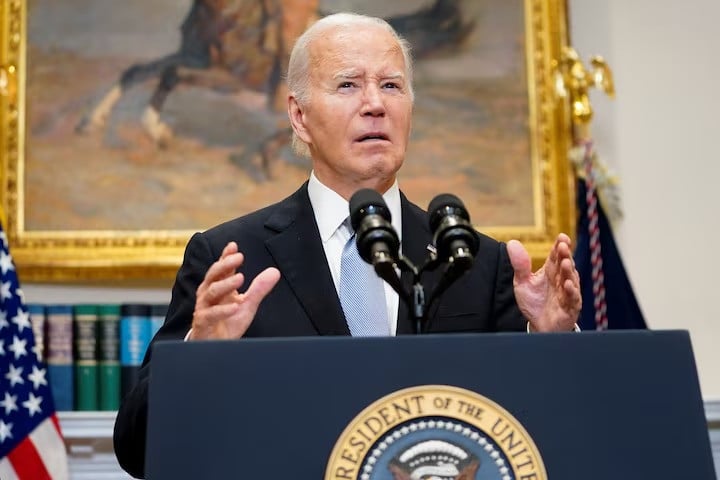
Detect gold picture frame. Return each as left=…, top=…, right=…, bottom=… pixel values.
left=1, top=0, right=574, bottom=282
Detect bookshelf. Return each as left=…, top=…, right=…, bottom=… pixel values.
left=58, top=403, right=720, bottom=479
left=59, top=411, right=133, bottom=480
left=708, top=401, right=720, bottom=476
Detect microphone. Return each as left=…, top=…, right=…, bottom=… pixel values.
left=428, top=194, right=479, bottom=270
left=349, top=189, right=400, bottom=266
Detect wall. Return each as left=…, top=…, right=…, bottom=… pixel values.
left=568, top=0, right=720, bottom=399
left=22, top=0, right=720, bottom=399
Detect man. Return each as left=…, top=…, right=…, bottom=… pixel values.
left=113, top=12, right=580, bottom=478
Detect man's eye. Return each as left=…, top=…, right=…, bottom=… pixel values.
left=339, top=82, right=355, bottom=88
left=383, top=82, right=400, bottom=89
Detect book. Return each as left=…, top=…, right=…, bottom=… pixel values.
left=120, top=303, right=152, bottom=399
left=26, top=303, right=46, bottom=362
left=98, top=303, right=121, bottom=411
left=73, top=304, right=99, bottom=411
left=46, top=304, right=74, bottom=411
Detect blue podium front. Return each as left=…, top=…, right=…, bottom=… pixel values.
left=146, top=330, right=716, bottom=479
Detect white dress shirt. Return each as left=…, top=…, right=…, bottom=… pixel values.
left=307, top=172, right=401, bottom=336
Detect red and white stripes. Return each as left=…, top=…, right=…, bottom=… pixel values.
left=582, top=140, right=608, bottom=330
left=0, top=415, right=68, bottom=480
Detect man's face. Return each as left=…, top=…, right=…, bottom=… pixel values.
left=289, top=24, right=413, bottom=199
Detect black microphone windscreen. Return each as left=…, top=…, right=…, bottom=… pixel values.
left=428, top=193, right=465, bottom=215
left=428, top=193, right=470, bottom=232
left=349, top=189, right=391, bottom=230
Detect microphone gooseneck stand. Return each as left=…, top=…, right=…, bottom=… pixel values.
left=371, top=253, right=426, bottom=334
left=350, top=189, right=479, bottom=334
left=373, top=250, right=472, bottom=335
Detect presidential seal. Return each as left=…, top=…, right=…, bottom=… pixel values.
left=325, top=385, right=546, bottom=480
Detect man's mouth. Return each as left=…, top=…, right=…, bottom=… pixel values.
left=356, top=132, right=389, bottom=142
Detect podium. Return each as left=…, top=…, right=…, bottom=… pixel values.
left=145, top=330, right=716, bottom=479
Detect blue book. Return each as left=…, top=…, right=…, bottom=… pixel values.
left=45, top=304, right=74, bottom=411
left=120, top=304, right=152, bottom=399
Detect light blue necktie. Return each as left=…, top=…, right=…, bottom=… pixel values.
left=338, top=220, right=389, bottom=336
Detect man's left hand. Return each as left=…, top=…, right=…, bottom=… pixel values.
left=507, top=233, right=581, bottom=332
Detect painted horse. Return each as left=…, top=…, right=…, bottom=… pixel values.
left=76, top=0, right=474, bottom=180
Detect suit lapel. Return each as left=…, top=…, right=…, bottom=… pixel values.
left=264, top=184, right=350, bottom=336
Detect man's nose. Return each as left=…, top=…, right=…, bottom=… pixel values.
left=360, top=85, right=385, bottom=116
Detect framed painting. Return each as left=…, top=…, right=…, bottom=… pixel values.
left=0, top=0, right=574, bottom=282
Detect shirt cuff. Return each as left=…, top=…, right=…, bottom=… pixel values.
left=526, top=323, right=581, bottom=333
left=184, top=329, right=193, bottom=341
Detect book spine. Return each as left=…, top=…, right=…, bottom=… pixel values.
left=27, top=303, right=46, bottom=362
left=150, top=303, right=168, bottom=339
left=98, top=304, right=121, bottom=411
left=46, top=304, right=75, bottom=411
left=120, top=304, right=152, bottom=399
left=73, top=304, right=99, bottom=411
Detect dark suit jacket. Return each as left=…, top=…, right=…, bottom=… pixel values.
left=113, top=182, right=526, bottom=478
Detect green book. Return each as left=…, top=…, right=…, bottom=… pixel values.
left=98, top=304, right=121, bottom=411
left=73, top=304, right=99, bottom=411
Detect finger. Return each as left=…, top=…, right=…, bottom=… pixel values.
left=221, top=241, right=239, bottom=258
left=212, top=268, right=281, bottom=339
left=200, top=272, right=245, bottom=308
left=557, top=237, right=572, bottom=258
left=542, top=238, right=562, bottom=281
left=550, top=232, right=572, bottom=264
left=547, top=237, right=560, bottom=265
left=195, top=242, right=245, bottom=304
left=211, top=242, right=244, bottom=280
left=562, top=277, right=582, bottom=311
left=240, top=267, right=281, bottom=313
left=197, top=250, right=245, bottom=296
left=559, top=247, right=581, bottom=303
left=195, top=253, right=243, bottom=301
left=559, top=256, right=575, bottom=280
left=557, top=244, right=580, bottom=290
left=548, top=234, right=574, bottom=280
left=557, top=232, right=572, bottom=247
left=507, top=240, right=532, bottom=283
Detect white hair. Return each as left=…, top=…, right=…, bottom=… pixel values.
left=286, top=12, right=415, bottom=157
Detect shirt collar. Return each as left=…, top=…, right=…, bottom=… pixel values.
left=308, top=171, right=402, bottom=243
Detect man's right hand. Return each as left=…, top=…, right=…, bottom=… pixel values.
left=189, top=241, right=281, bottom=340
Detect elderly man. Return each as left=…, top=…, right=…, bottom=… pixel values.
left=113, top=12, right=580, bottom=478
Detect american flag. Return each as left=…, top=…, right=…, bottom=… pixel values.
left=0, top=223, right=69, bottom=479
left=572, top=143, right=646, bottom=330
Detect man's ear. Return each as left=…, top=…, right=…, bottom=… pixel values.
left=288, top=96, right=311, bottom=144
